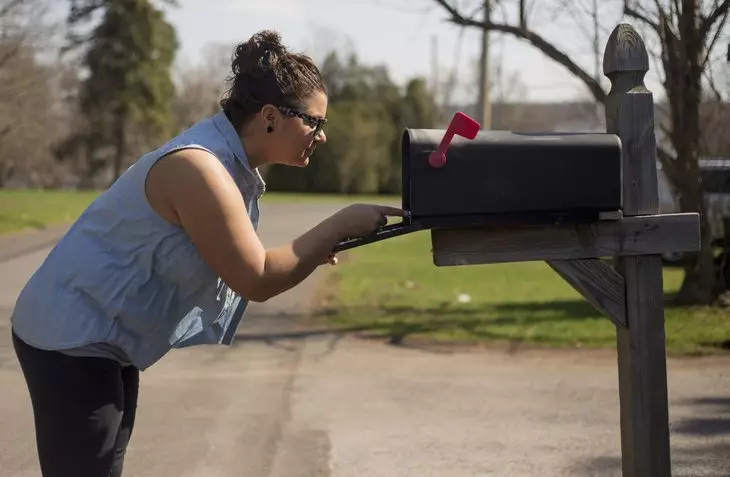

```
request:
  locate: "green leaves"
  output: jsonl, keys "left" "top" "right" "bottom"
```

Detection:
{"left": 63, "top": 0, "right": 179, "bottom": 183}
{"left": 266, "top": 52, "right": 439, "bottom": 195}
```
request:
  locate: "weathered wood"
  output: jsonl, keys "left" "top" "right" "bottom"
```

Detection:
{"left": 605, "top": 24, "right": 672, "bottom": 477}
{"left": 604, "top": 25, "right": 657, "bottom": 216}
{"left": 431, "top": 213, "right": 699, "bottom": 266}
{"left": 548, "top": 259, "right": 627, "bottom": 328}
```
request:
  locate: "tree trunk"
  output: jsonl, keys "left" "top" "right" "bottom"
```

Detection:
{"left": 667, "top": 0, "right": 717, "bottom": 305}
{"left": 675, "top": 184, "right": 717, "bottom": 305}
{"left": 79, "top": 135, "right": 104, "bottom": 189}
{"left": 112, "top": 113, "right": 127, "bottom": 185}
{"left": 718, "top": 219, "right": 730, "bottom": 306}
{"left": 0, "top": 163, "right": 8, "bottom": 187}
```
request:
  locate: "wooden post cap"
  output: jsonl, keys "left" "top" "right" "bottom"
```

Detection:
{"left": 603, "top": 23, "right": 650, "bottom": 76}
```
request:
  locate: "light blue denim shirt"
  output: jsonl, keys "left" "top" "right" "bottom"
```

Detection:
{"left": 11, "top": 111, "right": 265, "bottom": 370}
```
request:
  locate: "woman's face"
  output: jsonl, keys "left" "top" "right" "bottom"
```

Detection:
{"left": 269, "top": 91, "right": 328, "bottom": 167}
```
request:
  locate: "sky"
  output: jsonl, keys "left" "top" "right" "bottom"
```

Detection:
{"left": 42, "top": 0, "right": 670, "bottom": 105}
{"left": 159, "top": 0, "right": 667, "bottom": 105}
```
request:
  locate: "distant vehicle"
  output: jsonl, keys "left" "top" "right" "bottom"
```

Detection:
{"left": 658, "top": 158, "right": 730, "bottom": 263}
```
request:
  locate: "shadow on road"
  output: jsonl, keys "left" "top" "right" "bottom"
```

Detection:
{"left": 674, "top": 397, "right": 730, "bottom": 438}
{"left": 307, "top": 300, "right": 611, "bottom": 352}
{"left": 573, "top": 395, "right": 730, "bottom": 476}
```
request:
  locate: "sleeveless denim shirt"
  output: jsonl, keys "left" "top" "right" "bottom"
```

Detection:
{"left": 11, "top": 111, "right": 265, "bottom": 370}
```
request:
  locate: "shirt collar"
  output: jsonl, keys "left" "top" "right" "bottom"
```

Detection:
{"left": 212, "top": 110, "right": 266, "bottom": 195}
{"left": 212, "top": 110, "right": 250, "bottom": 169}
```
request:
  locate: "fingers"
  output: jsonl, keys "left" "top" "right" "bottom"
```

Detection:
{"left": 377, "top": 205, "right": 405, "bottom": 217}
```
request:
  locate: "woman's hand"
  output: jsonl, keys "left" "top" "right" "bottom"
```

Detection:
{"left": 329, "top": 203, "right": 404, "bottom": 240}
{"left": 319, "top": 203, "right": 404, "bottom": 267}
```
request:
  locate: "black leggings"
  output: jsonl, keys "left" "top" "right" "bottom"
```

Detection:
{"left": 12, "top": 331, "right": 139, "bottom": 477}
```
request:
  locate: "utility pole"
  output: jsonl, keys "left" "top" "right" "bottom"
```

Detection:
{"left": 477, "top": 0, "right": 492, "bottom": 129}
{"left": 431, "top": 35, "right": 440, "bottom": 124}
{"left": 592, "top": 0, "right": 602, "bottom": 130}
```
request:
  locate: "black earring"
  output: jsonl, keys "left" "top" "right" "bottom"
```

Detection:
{"left": 267, "top": 125, "right": 273, "bottom": 133}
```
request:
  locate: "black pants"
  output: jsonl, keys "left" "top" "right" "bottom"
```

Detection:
{"left": 12, "top": 331, "right": 139, "bottom": 477}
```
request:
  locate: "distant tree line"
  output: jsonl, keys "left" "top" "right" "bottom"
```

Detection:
{"left": 0, "top": 0, "right": 438, "bottom": 194}
{"left": 265, "top": 53, "right": 438, "bottom": 195}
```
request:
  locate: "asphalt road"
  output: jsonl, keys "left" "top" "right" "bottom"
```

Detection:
{"left": 1, "top": 202, "right": 729, "bottom": 477}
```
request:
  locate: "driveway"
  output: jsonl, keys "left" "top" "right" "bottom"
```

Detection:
{"left": 1, "top": 201, "right": 729, "bottom": 476}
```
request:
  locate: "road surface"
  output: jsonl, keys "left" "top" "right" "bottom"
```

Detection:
{"left": 1, "top": 202, "right": 729, "bottom": 476}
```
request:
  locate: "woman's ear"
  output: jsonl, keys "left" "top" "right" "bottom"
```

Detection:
{"left": 260, "top": 104, "right": 279, "bottom": 132}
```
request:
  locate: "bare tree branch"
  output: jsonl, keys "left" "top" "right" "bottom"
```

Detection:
{"left": 701, "top": 7, "right": 730, "bottom": 67}
{"left": 0, "top": 0, "right": 25, "bottom": 19}
{"left": 671, "top": 0, "right": 681, "bottom": 20}
{"left": 705, "top": 68, "right": 724, "bottom": 102}
{"left": 623, "top": 4, "right": 661, "bottom": 35}
{"left": 0, "top": 42, "right": 21, "bottom": 69}
{"left": 431, "top": 0, "right": 606, "bottom": 102}
{"left": 701, "top": 0, "right": 730, "bottom": 40}
{"left": 652, "top": 0, "right": 679, "bottom": 40}
{"left": 0, "top": 0, "right": 28, "bottom": 70}
{"left": 519, "top": 0, "right": 526, "bottom": 28}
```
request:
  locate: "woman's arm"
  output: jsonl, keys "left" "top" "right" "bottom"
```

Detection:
{"left": 145, "top": 148, "right": 401, "bottom": 302}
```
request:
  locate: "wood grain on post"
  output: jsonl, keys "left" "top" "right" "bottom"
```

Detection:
{"left": 604, "top": 23, "right": 671, "bottom": 477}
{"left": 547, "top": 258, "right": 627, "bottom": 328}
{"left": 432, "top": 213, "right": 699, "bottom": 265}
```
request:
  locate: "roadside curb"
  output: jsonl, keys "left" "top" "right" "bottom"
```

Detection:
{"left": 0, "top": 224, "right": 70, "bottom": 263}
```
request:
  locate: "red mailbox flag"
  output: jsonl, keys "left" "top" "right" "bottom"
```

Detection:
{"left": 428, "top": 112, "right": 481, "bottom": 168}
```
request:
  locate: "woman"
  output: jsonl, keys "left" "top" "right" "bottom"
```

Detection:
{"left": 11, "top": 30, "right": 403, "bottom": 477}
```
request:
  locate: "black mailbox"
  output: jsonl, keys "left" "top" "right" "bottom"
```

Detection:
{"left": 334, "top": 112, "right": 623, "bottom": 252}
{"left": 403, "top": 129, "right": 623, "bottom": 227}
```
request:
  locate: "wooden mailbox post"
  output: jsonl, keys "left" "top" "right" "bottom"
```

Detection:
{"left": 430, "top": 24, "right": 701, "bottom": 477}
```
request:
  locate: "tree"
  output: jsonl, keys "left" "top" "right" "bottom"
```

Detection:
{"left": 0, "top": 0, "right": 50, "bottom": 71}
{"left": 57, "top": 0, "right": 178, "bottom": 185}
{"left": 172, "top": 42, "right": 232, "bottom": 133}
{"left": 427, "top": 0, "right": 730, "bottom": 306}
{"left": 384, "top": 77, "right": 440, "bottom": 192}
{"left": 0, "top": 43, "right": 61, "bottom": 186}
{"left": 265, "top": 51, "right": 438, "bottom": 195}
{"left": 0, "top": 0, "right": 68, "bottom": 187}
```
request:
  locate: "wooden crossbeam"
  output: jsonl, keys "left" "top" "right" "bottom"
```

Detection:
{"left": 431, "top": 213, "right": 700, "bottom": 267}
{"left": 548, "top": 259, "right": 627, "bottom": 328}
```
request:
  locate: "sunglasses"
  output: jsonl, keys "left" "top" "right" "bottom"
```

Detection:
{"left": 278, "top": 107, "right": 327, "bottom": 138}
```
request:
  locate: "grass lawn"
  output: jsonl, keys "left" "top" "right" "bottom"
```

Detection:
{"left": 260, "top": 191, "right": 399, "bottom": 205}
{"left": 0, "top": 188, "right": 398, "bottom": 235}
{"left": 0, "top": 189, "right": 100, "bottom": 235}
{"left": 314, "top": 231, "right": 730, "bottom": 356}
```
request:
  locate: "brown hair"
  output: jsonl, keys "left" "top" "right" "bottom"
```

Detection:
{"left": 220, "top": 30, "right": 327, "bottom": 130}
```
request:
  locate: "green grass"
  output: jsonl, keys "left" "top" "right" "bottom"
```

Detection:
{"left": 260, "top": 191, "right": 399, "bottom": 205}
{"left": 314, "top": 232, "right": 730, "bottom": 356}
{"left": 0, "top": 189, "right": 100, "bottom": 234}
{"left": 0, "top": 188, "right": 398, "bottom": 235}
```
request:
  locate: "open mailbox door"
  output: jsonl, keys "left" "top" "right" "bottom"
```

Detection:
{"left": 333, "top": 112, "right": 624, "bottom": 252}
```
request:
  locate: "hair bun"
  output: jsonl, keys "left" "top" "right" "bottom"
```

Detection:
{"left": 220, "top": 29, "right": 325, "bottom": 123}
{"left": 232, "top": 30, "right": 287, "bottom": 77}
{"left": 252, "top": 30, "right": 285, "bottom": 56}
